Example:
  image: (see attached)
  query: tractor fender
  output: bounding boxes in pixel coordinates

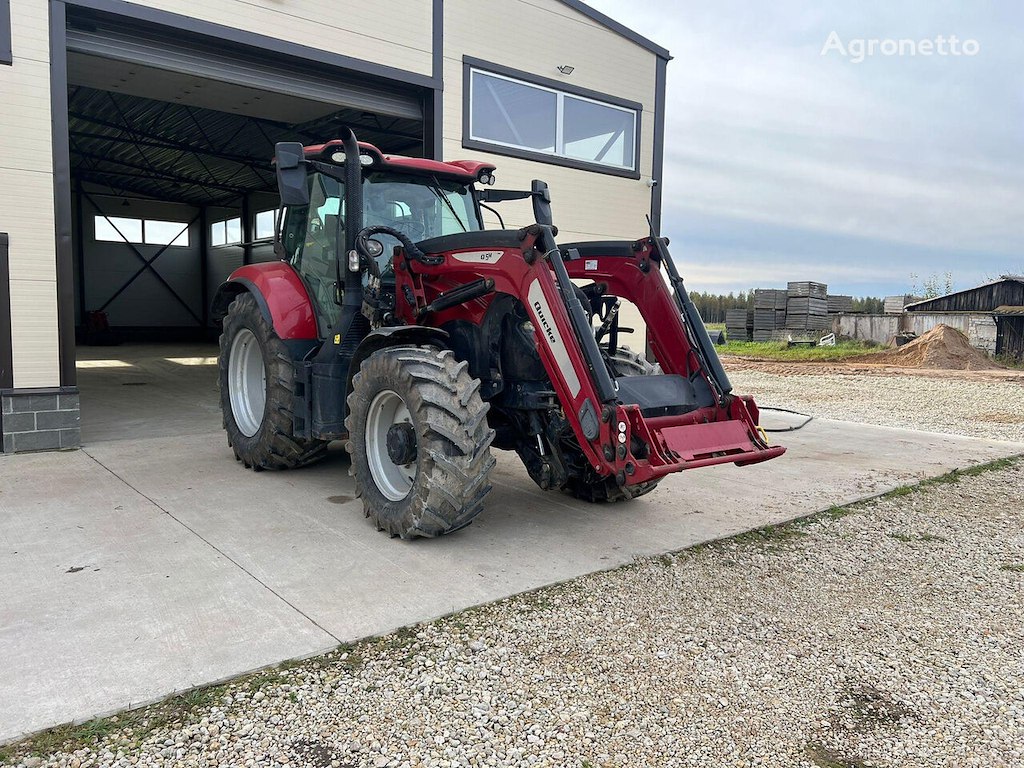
[210,263,318,340]
[345,326,450,399]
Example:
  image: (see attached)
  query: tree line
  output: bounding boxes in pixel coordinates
[689,291,885,324]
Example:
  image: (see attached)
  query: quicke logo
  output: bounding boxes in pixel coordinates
[533,300,557,345]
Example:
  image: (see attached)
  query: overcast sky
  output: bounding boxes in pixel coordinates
[585,0,1024,297]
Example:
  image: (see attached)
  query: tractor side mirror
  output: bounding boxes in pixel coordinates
[275,142,310,206]
[531,180,553,227]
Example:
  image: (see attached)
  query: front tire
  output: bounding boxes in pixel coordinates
[218,293,328,470]
[346,347,495,538]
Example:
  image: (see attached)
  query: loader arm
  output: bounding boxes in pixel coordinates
[393,226,784,490]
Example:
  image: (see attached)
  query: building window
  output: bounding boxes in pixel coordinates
[94,216,189,247]
[144,220,190,247]
[95,216,142,244]
[465,60,641,177]
[211,217,242,247]
[255,209,276,240]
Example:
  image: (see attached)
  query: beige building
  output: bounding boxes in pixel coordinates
[0,0,669,452]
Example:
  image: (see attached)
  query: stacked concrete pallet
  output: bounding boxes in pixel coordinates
[786,282,829,331]
[725,308,752,342]
[827,294,853,314]
[884,295,911,314]
[752,289,788,341]
[787,281,828,299]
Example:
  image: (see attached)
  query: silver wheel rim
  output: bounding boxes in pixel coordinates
[228,328,266,438]
[366,389,416,501]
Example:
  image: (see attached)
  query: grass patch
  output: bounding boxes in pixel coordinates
[718,340,880,362]
[994,353,1024,370]
[680,455,1020,562]
[804,742,869,768]
[881,457,1019,501]
[1000,563,1024,573]
[889,531,946,543]
[2,684,229,761]
[245,670,284,692]
[329,643,365,671]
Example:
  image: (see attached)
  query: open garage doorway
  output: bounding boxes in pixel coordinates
[61,5,430,444]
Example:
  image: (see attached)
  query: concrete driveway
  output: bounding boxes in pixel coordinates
[3,409,1022,741]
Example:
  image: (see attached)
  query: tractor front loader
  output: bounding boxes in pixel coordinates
[212,128,784,538]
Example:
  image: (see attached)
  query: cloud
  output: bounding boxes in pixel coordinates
[583,0,1024,293]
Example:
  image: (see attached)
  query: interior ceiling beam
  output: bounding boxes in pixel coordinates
[77,174,174,204]
[77,170,204,201]
[180,104,234,190]
[72,159,254,196]
[73,143,262,193]
[69,127,270,167]
[69,109,274,163]
[104,90,175,196]
[78,171,251,208]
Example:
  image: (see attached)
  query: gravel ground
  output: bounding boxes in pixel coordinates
[729,370,1024,443]
[4,460,1023,768]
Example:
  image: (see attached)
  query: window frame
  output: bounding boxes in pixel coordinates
[210,216,243,248]
[142,219,190,247]
[254,208,277,242]
[93,215,190,247]
[462,56,642,179]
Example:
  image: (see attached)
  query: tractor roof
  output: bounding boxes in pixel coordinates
[303,140,495,184]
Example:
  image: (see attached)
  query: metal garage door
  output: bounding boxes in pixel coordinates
[65,19,423,121]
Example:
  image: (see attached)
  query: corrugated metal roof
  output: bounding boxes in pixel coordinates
[904,277,1024,310]
[69,86,423,206]
[994,306,1024,316]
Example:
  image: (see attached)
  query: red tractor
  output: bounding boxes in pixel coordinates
[212,129,783,538]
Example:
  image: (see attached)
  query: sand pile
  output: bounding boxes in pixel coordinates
[863,324,1001,370]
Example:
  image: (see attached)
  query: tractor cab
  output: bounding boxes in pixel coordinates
[274,140,493,335]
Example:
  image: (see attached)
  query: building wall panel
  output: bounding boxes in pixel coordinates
[82,198,203,327]
[8,0,50,63]
[9,279,60,388]
[2,168,57,283]
[120,0,433,77]
[443,0,660,242]
[2,1,59,388]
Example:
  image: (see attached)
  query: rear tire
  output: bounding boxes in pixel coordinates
[563,345,661,503]
[219,293,328,470]
[346,347,495,538]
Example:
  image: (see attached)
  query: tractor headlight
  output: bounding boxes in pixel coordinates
[329,151,376,167]
[478,171,495,185]
[347,249,361,272]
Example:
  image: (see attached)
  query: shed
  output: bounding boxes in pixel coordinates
[994,306,1024,360]
[904,277,1024,313]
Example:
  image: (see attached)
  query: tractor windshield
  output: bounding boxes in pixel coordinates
[363,171,481,240]
[283,169,482,328]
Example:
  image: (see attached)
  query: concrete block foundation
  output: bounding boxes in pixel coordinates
[0,388,81,453]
